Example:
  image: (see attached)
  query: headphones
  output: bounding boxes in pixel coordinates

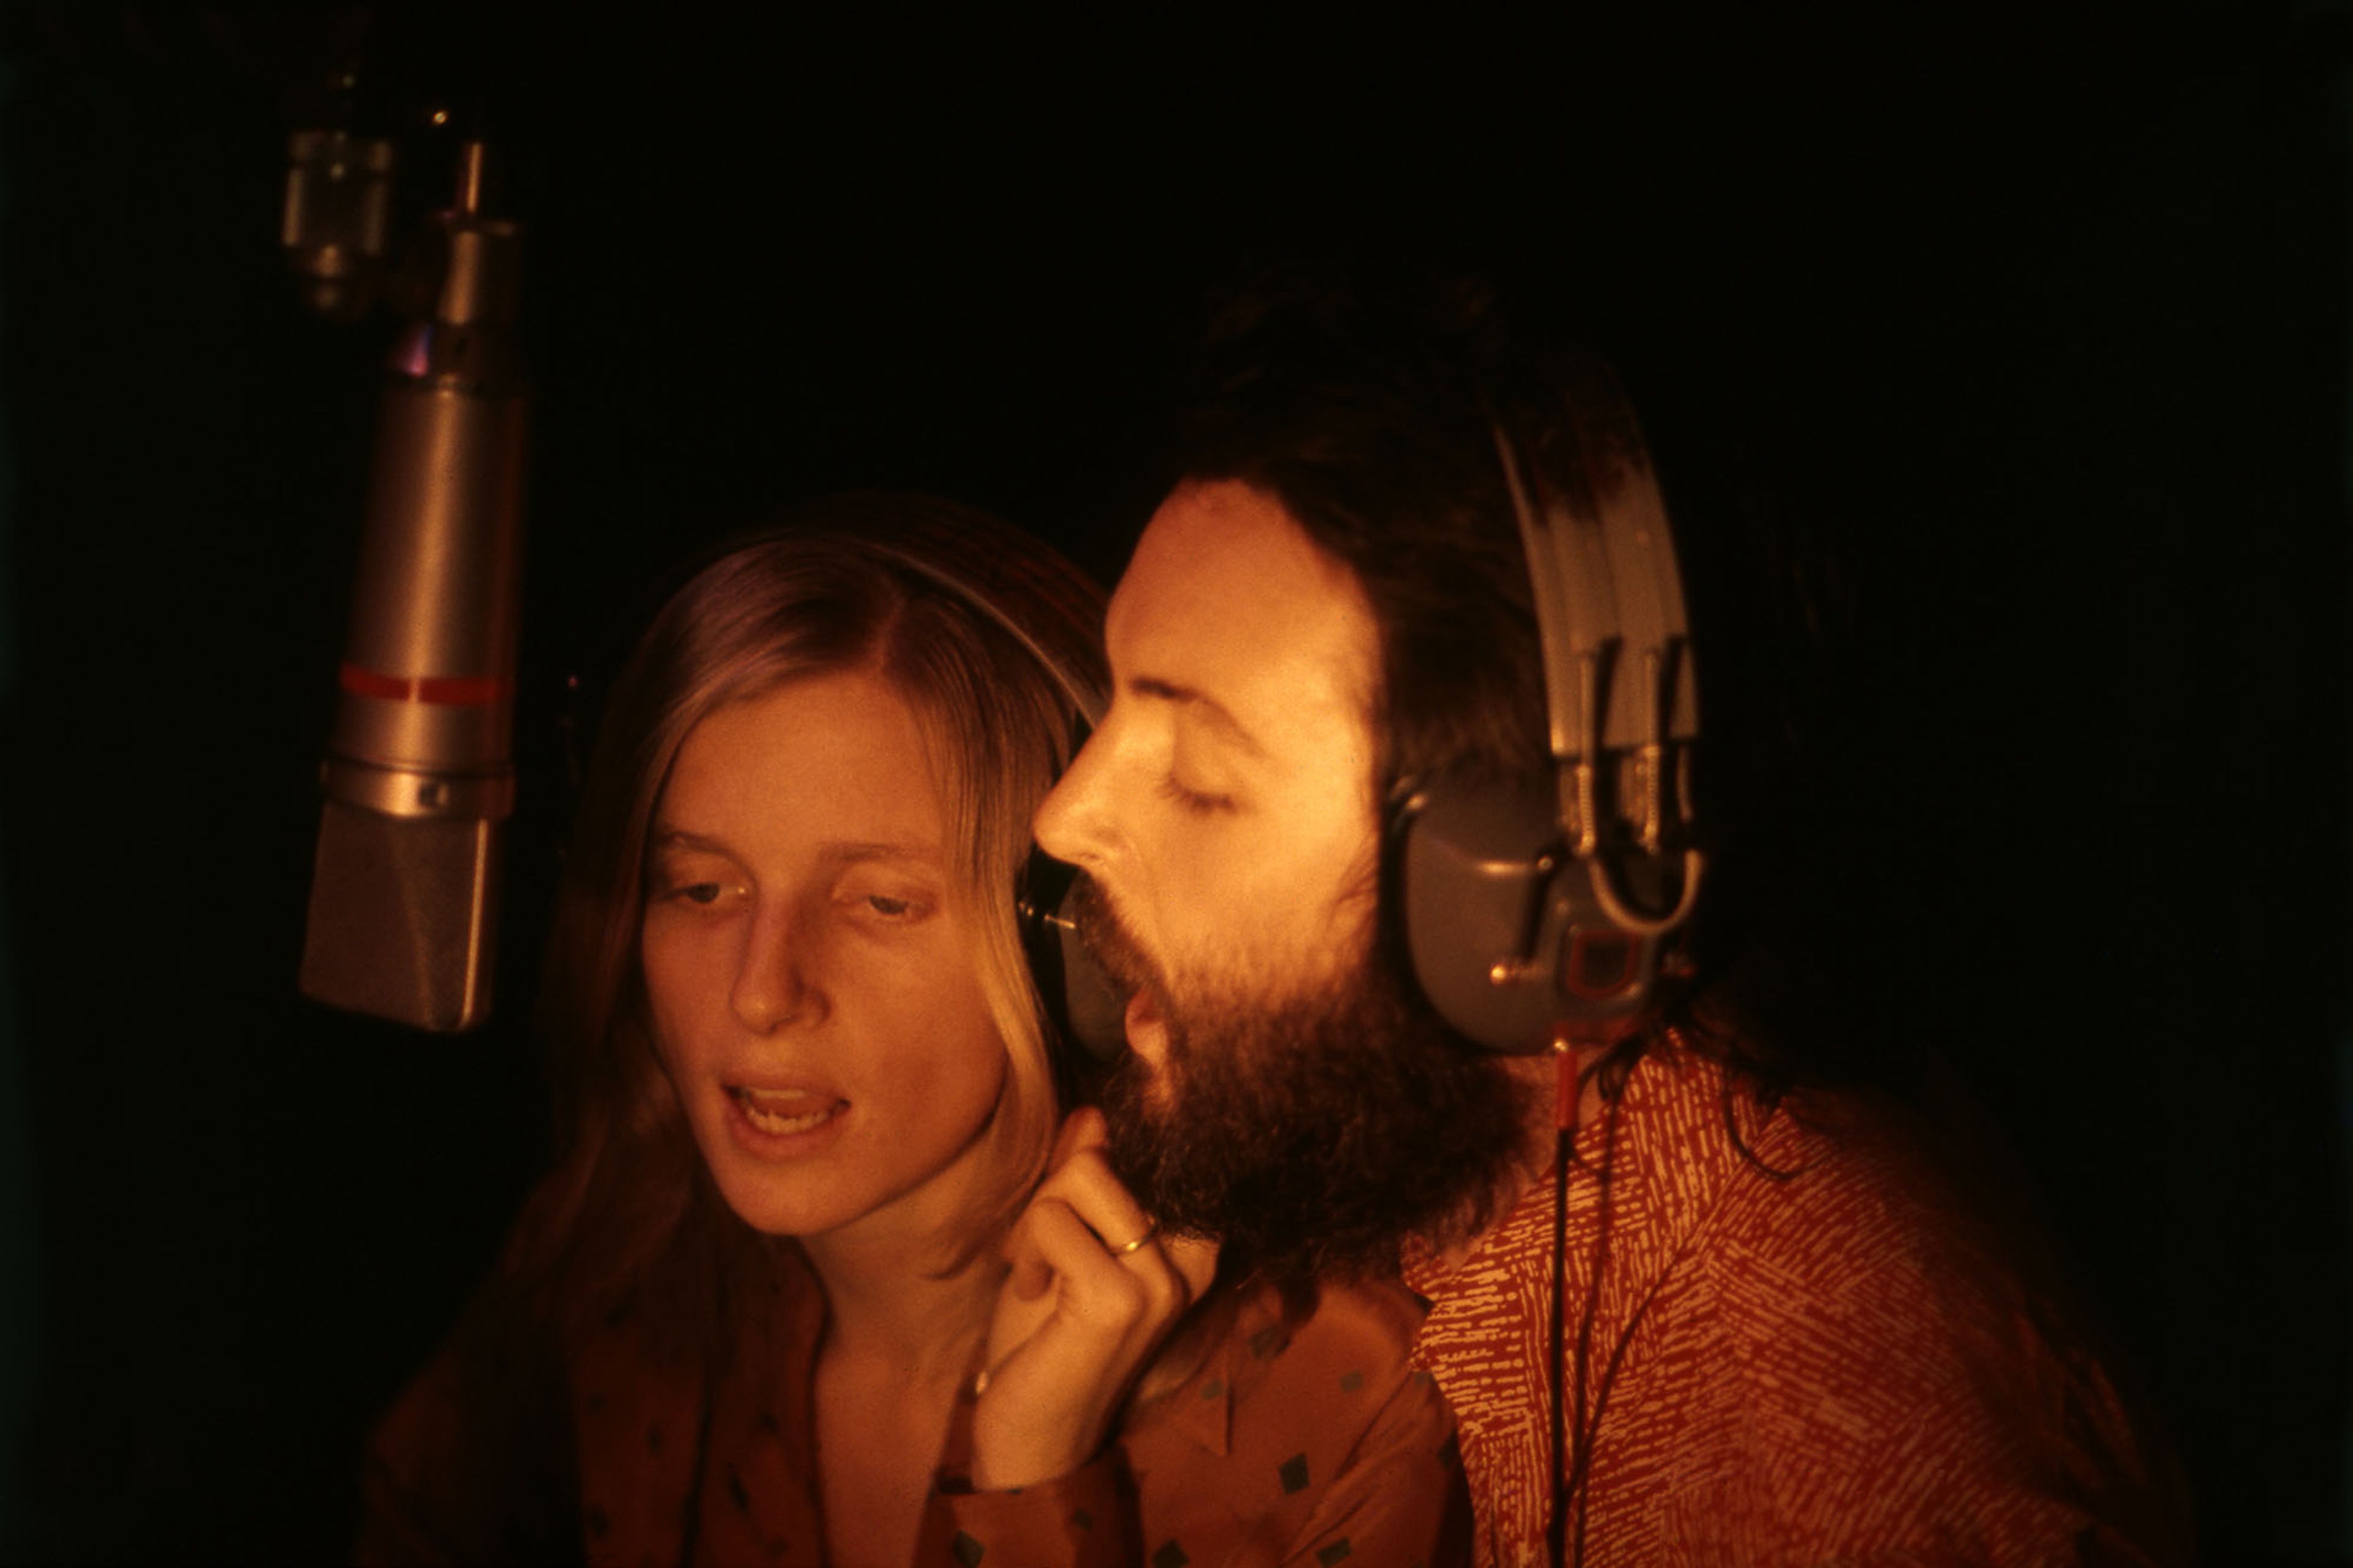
[593,501,1128,1066]
[1387,361,1705,1054]
[845,520,1129,1066]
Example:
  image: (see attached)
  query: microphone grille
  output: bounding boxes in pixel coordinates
[299,801,501,1032]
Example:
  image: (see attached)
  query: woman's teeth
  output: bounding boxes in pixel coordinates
[730,1087,843,1135]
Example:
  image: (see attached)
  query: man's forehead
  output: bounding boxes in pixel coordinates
[1099,480,1382,782]
[1107,480,1373,676]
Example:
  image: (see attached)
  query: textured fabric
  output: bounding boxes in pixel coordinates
[354,1266,587,1566]
[1400,1047,2194,1568]
[919,1281,1471,1567]
[358,1241,1469,1567]
[355,1248,828,1568]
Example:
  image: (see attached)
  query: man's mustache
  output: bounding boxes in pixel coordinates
[1066,875,1165,1007]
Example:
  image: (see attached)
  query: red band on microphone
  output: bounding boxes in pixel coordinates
[339,663,509,706]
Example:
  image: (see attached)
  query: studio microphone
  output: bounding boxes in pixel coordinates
[300,139,528,1032]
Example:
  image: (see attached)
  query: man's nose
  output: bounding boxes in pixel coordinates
[1034,723,1115,873]
[730,901,820,1033]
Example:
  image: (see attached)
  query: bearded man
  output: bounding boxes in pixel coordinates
[1030,278,2195,1567]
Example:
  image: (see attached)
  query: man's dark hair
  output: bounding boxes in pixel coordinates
[1162,264,1876,1099]
[1173,272,1550,800]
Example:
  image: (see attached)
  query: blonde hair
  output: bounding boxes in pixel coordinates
[515,498,1105,1349]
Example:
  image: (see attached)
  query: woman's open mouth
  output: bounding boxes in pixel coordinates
[727,1086,846,1137]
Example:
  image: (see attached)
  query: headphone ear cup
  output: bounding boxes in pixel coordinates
[1017,847,1128,1064]
[1393,776,1660,1053]
[861,523,1115,1072]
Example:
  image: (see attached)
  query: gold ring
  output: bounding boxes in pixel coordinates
[1112,1221,1159,1256]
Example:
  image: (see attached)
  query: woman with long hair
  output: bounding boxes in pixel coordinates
[356,499,1465,1566]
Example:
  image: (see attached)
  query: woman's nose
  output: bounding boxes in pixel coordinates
[730,902,817,1033]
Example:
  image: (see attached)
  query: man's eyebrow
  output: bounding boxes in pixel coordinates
[1127,675,1267,759]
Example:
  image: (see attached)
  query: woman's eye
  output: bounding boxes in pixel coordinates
[858,887,942,922]
[653,876,730,906]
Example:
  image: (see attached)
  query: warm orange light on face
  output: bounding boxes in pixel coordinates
[640,671,1007,1248]
[1034,480,1385,1047]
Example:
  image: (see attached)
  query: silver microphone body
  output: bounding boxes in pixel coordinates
[301,168,527,1032]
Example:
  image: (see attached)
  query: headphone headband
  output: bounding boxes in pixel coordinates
[795,510,1126,1064]
[861,531,1107,729]
[1392,366,1704,1052]
[594,499,1126,1065]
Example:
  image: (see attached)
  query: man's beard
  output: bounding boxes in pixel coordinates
[1072,880,1530,1285]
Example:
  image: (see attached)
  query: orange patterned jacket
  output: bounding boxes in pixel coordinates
[1403,1046,2196,1568]
[357,1237,1469,1566]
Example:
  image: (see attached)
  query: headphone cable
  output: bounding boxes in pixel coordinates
[1547,1037,1575,1568]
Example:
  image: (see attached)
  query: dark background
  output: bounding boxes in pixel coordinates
[0,4,2345,1562]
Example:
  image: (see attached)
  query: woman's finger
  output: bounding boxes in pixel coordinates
[1031,1145,1154,1259]
[1018,1197,1178,1334]
[1050,1105,1108,1163]
[1001,1207,1058,1300]
[1161,1229,1220,1299]
[971,1127,1222,1492]
[999,1108,1131,1298]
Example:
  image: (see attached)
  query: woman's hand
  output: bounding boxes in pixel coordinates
[969,1108,1220,1491]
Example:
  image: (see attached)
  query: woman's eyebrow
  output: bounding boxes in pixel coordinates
[649,827,942,869]
[817,840,943,867]
[648,826,728,855]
